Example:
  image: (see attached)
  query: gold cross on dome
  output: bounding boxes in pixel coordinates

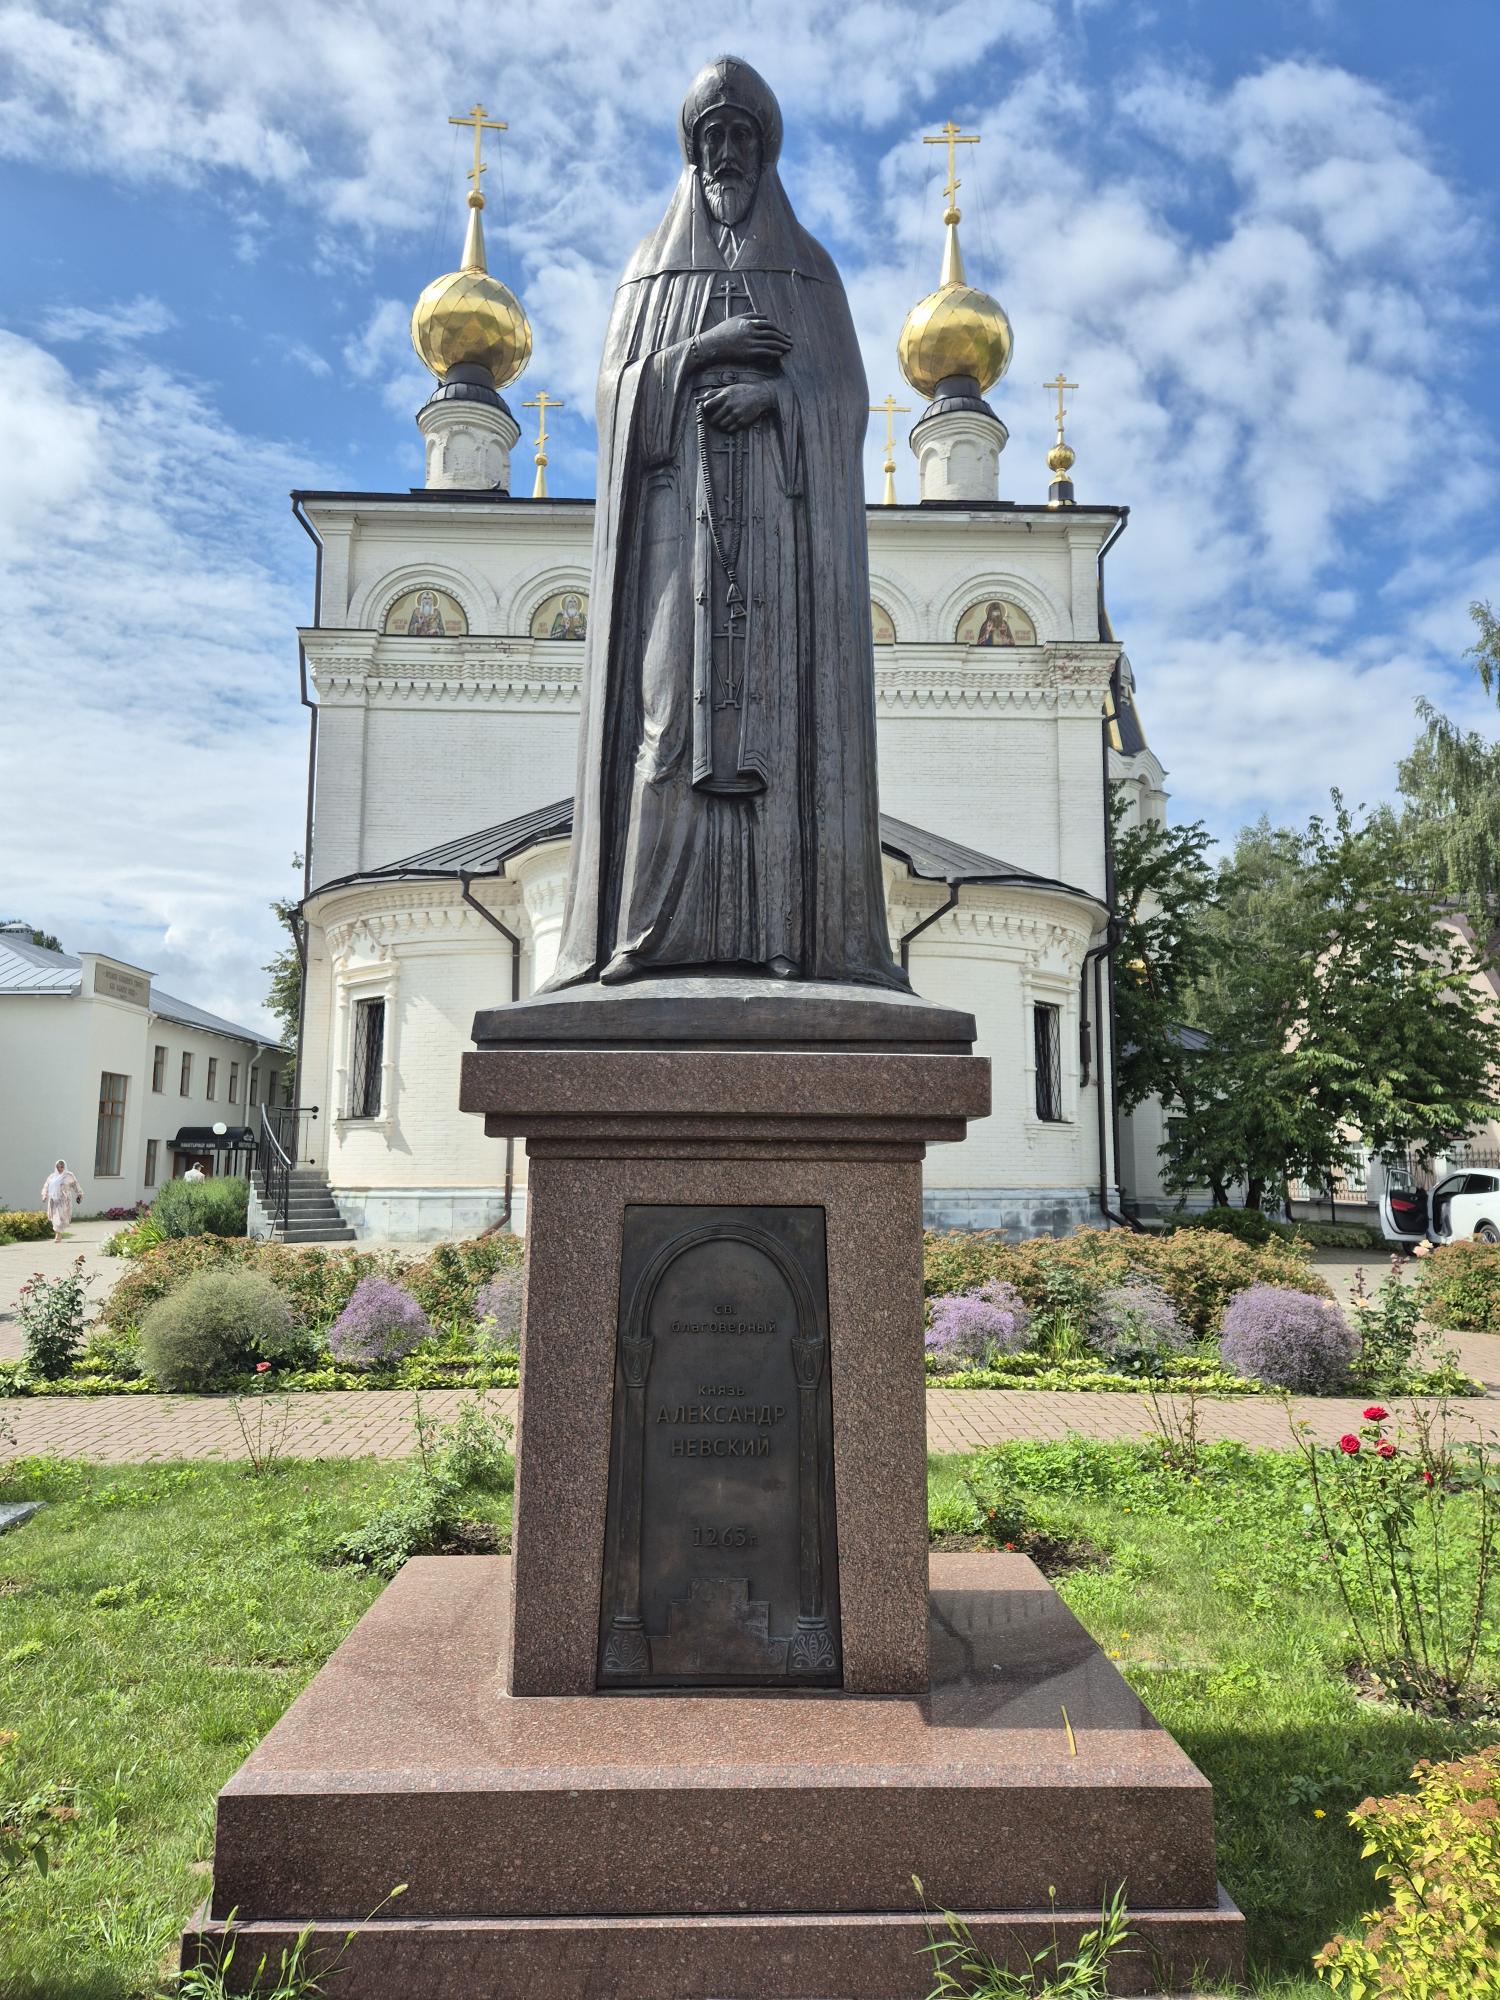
[923,119,980,212]
[524,390,564,452]
[870,393,911,460]
[1044,372,1079,429]
[449,102,508,193]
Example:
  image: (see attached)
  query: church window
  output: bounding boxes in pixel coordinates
[530,590,589,640]
[1033,1004,1063,1123]
[145,1138,158,1188]
[206,1057,218,1101]
[152,1045,166,1093]
[95,1072,128,1176]
[956,596,1036,647]
[350,1000,386,1119]
[383,586,468,637]
[180,1052,193,1097]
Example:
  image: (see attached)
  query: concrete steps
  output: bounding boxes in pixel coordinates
[250,1169,355,1244]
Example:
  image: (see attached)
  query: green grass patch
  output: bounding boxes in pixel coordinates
[928,1438,1500,1993]
[0,1451,511,1998]
[2,1439,1494,1996]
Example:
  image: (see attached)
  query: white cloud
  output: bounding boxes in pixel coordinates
[0,329,320,1032]
[39,294,176,346]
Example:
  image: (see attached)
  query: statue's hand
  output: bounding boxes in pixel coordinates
[695,314,792,367]
[701,380,778,432]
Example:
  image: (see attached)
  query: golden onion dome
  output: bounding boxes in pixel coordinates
[897,208,1012,399]
[411,192,532,387]
[1046,436,1076,479]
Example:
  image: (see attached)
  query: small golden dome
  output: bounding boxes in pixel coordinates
[897,210,1012,398]
[411,194,532,387]
[1047,437,1076,478]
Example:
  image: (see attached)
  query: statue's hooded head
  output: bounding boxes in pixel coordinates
[679,57,783,229]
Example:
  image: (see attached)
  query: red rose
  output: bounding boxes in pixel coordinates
[1362,1406,1388,1422]
[1338,1434,1361,1455]
[1422,1469,1435,1485]
[1376,1441,1397,1460]
[255,1361,271,1373]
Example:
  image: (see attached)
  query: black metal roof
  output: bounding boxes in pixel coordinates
[311,800,1100,907]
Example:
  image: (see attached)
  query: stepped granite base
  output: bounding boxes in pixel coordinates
[182,1555,1244,1998]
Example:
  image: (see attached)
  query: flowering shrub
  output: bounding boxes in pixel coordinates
[138,1270,299,1391]
[329,1278,432,1370]
[921,1227,1327,1342]
[0,1212,52,1245]
[1415,1239,1500,1333]
[926,1280,1031,1372]
[1348,1261,1425,1385]
[1219,1285,1355,1392]
[1297,1403,1498,1704]
[103,1204,147,1222]
[474,1269,524,1352]
[1093,1276,1189,1356]
[1172,1205,1291,1246]
[17,1258,92,1379]
[1315,1744,1500,1995]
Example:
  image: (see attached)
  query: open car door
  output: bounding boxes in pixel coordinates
[1379,1165,1429,1246]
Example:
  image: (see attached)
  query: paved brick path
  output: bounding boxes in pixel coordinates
[4,1236,1495,1462]
[4,1382,1494,1464]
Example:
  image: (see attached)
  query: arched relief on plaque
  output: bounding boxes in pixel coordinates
[597,1205,840,1688]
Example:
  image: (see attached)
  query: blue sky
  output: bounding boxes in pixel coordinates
[3,0,1498,1032]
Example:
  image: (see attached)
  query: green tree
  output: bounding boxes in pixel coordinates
[1110,795,1216,1115]
[1117,801,1499,1209]
[262,858,302,1077]
[1394,600,1500,928]
[0,921,63,951]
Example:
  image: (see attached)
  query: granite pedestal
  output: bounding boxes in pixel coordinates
[183,1556,1244,1996]
[459,981,990,1697]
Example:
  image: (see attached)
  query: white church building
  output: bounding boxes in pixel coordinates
[287,118,1168,1242]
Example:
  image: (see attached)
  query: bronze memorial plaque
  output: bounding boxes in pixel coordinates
[597,1205,840,1688]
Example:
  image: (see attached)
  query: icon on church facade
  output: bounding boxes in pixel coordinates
[956,596,1035,647]
[385,587,467,637]
[531,590,589,640]
[871,601,896,645]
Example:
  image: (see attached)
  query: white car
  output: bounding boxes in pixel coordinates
[1381,1168,1500,1247]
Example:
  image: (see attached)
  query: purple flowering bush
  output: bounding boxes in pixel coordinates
[926,1279,1032,1373]
[1092,1276,1190,1356]
[328,1276,432,1371]
[474,1270,524,1353]
[1219,1284,1355,1393]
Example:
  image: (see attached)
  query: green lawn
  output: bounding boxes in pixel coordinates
[0,1443,1494,1998]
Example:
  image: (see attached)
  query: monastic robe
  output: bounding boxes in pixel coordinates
[546,157,904,989]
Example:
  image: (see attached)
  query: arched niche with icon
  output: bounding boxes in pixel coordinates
[871,601,896,646]
[384,587,468,638]
[530,590,589,641]
[955,596,1036,648]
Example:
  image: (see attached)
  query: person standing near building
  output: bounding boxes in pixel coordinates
[183,1162,207,1183]
[40,1160,81,1242]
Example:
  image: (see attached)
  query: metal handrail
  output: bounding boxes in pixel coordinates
[256,1105,295,1237]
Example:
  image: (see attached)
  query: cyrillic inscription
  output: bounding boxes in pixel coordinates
[597,1205,840,1688]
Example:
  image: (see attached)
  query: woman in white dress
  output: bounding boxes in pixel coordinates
[41,1160,82,1242]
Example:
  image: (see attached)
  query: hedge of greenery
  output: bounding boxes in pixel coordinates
[923,1226,1330,1342]
[1416,1240,1500,1334]
[0,1211,53,1245]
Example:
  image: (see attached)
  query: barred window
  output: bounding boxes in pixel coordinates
[95,1072,128,1176]
[349,999,386,1119]
[1033,1003,1063,1123]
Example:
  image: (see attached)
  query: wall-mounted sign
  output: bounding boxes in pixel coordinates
[93,963,151,1008]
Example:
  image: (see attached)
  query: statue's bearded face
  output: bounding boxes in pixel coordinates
[696,110,762,226]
